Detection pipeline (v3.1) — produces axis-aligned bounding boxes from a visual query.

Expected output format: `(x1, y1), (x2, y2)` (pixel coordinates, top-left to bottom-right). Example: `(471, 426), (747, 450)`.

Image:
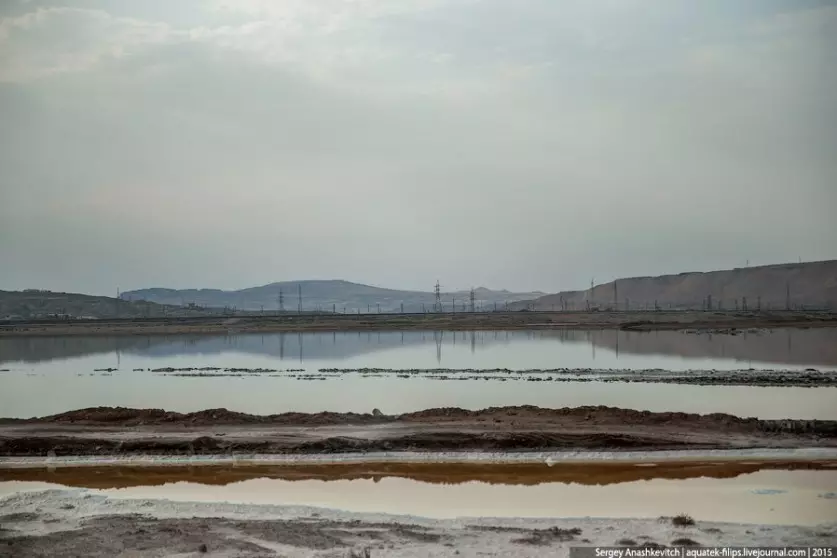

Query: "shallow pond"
(2, 466), (835, 526)
(1, 329), (835, 419)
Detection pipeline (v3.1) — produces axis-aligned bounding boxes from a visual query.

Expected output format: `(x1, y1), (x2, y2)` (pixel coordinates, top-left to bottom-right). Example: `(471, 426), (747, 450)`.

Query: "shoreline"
(3, 448), (837, 469)
(2, 310), (836, 336)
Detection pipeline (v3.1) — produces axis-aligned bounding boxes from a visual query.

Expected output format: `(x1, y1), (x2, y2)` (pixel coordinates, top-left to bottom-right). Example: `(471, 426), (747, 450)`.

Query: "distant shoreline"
(1, 310), (836, 336)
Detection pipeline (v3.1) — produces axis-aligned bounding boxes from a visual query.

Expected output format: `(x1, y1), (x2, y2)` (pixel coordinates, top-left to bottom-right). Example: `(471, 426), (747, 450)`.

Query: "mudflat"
(1, 405), (835, 457)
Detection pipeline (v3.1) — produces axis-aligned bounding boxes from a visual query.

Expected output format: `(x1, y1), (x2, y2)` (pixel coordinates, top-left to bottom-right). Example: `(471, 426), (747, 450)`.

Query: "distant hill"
(509, 260), (837, 311)
(0, 290), (213, 321)
(122, 280), (545, 313)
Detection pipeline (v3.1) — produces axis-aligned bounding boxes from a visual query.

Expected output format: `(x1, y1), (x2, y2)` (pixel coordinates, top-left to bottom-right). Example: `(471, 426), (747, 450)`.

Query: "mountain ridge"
(122, 280), (545, 313)
(509, 260), (837, 311)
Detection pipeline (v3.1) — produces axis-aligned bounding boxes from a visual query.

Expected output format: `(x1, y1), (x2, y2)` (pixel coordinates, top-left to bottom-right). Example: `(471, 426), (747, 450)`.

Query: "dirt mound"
(41, 407), (179, 425)
(31, 407), (391, 427)
(398, 405), (760, 428)
(14, 406), (835, 439)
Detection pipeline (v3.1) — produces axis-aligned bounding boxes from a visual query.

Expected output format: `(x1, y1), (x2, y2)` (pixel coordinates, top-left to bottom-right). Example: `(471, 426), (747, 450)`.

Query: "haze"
(1, 0), (835, 295)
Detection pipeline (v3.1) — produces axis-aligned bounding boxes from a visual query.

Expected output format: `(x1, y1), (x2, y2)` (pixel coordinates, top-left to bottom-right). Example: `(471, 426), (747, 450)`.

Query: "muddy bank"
(1, 490), (834, 557)
(1, 405), (836, 457)
(2, 310), (835, 337)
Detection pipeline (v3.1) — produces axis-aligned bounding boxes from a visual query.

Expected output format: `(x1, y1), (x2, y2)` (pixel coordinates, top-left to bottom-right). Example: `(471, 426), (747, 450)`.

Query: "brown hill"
(510, 260), (837, 312)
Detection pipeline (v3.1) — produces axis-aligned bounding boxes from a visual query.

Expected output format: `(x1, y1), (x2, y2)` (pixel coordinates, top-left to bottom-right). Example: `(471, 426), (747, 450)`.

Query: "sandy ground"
(1, 489), (835, 557)
(2, 310), (836, 337)
(1, 406), (835, 458)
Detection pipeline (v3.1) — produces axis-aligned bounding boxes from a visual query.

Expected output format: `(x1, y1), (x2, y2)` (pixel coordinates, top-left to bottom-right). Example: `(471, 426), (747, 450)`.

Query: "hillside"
(122, 280), (544, 313)
(510, 260), (837, 311)
(0, 290), (214, 321)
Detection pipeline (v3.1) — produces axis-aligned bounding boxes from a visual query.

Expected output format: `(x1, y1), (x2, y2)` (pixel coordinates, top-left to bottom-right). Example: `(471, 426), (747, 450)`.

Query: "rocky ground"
(1, 405), (835, 458)
(1, 490), (835, 558)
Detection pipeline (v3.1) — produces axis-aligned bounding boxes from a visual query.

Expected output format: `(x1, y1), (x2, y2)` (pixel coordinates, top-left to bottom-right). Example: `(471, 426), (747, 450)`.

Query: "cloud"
(0, 7), (176, 81)
(0, 1), (835, 293)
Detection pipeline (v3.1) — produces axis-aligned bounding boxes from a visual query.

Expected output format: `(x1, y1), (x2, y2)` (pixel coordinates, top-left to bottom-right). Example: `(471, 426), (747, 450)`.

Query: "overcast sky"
(1, 0), (835, 295)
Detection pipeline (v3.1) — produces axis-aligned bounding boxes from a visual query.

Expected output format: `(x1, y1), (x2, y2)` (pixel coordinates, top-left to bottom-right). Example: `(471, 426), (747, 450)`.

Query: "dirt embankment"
(1, 310), (836, 337)
(1, 405), (835, 457)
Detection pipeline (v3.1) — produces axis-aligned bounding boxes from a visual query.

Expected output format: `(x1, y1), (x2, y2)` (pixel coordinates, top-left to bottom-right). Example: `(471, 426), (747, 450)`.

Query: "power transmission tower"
(278, 289), (284, 312)
(786, 282), (791, 310)
(298, 284), (302, 314)
(434, 280), (443, 313)
(587, 277), (594, 311)
(469, 287), (475, 313)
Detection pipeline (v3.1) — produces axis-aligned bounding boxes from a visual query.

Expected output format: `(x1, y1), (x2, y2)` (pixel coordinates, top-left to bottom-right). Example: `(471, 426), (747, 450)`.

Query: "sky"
(0, 0), (835, 295)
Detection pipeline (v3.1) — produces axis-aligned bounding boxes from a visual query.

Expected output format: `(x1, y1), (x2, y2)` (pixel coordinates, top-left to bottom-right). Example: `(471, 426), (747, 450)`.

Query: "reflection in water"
(3, 461), (835, 489)
(2, 328), (837, 367)
(2, 468), (835, 525)
(2, 329), (836, 419)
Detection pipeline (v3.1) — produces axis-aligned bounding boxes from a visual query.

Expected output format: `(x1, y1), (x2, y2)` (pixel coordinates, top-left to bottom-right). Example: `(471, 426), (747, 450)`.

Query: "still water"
(1, 329), (835, 419)
(2, 468), (835, 525)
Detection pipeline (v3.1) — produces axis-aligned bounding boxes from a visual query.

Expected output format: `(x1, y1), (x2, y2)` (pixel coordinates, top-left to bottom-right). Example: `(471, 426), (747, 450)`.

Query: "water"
(1, 329), (835, 419)
(3, 329), (836, 368)
(2, 467), (835, 525)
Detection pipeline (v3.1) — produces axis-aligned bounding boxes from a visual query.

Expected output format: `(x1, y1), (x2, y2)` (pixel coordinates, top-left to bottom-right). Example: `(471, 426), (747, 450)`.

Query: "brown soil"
(1, 405), (834, 457)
